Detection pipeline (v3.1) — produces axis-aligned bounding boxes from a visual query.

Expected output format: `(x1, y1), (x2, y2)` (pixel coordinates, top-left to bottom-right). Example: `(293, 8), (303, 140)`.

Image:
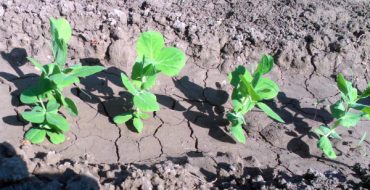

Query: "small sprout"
(20, 18), (104, 144)
(314, 74), (370, 159)
(114, 31), (186, 132)
(227, 55), (284, 143)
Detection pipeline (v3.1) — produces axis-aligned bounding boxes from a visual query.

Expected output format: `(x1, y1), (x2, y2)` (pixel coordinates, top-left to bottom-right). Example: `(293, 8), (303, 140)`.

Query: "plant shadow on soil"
(0, 142), (99, 189)
(169, 76), (237, 144)
(0, 48), (39, 126)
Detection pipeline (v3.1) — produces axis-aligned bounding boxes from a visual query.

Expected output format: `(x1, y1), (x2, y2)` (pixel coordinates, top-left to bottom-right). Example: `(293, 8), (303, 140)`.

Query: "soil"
(0, 0), (370, 189)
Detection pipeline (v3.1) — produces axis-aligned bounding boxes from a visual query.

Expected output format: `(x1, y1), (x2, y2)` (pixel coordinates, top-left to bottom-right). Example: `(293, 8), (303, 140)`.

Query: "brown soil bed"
(0, 0), (370, 189)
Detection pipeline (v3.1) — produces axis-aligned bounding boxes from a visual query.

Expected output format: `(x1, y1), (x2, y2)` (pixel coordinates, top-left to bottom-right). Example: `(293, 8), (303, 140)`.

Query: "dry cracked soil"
(0, 0), (370, 189)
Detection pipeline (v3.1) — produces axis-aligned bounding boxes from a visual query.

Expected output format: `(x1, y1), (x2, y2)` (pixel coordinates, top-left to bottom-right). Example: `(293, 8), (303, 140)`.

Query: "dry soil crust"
(0, 0), (370, 189)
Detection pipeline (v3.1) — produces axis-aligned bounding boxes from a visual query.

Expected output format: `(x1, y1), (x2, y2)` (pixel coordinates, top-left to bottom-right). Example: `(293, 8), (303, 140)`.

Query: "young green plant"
(20, 18), (104, 144)
(314, 74), (370, 159)
(113, 31), (186, 132)
(227, 55), (284, 143)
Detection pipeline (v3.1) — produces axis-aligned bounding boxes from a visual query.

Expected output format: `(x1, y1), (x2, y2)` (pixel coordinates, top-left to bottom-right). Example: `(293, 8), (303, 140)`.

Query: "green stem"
(38, 97), (46, 110)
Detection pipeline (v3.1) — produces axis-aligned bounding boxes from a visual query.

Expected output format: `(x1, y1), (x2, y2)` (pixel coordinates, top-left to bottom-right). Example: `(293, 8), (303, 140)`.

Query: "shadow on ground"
(0, 142), (99, 190)
(172, 76), (235, 143)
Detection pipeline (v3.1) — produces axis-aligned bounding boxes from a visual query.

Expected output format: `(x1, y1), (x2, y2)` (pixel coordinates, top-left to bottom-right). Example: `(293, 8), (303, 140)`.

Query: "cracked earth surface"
(1, 0), (370, 189)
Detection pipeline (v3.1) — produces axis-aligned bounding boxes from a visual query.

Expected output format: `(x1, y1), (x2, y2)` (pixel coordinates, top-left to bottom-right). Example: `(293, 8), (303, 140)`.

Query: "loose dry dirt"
(0, 0), (370, 189)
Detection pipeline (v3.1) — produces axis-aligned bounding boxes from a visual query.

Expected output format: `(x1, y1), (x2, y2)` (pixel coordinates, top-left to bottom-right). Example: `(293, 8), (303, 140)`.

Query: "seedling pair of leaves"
(20, 18), (104, 144)
(314, 74), (370, 159)
(227, 55), (285, 143)
(113, 31), (186, 132)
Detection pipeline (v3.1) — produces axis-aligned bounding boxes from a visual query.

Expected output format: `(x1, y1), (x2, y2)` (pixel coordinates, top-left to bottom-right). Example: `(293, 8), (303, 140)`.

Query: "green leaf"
(317, 136), (337, 159)
(255, 54), (274, 75)
(46, 113), (69, 132)
(64, 97), (78, 117)
(20, 86), (41, 104)
(230, 124), (246, 144)
(113, 112), (133, 124)
(154, 47), (186, 76)
(228, 65), (252, 87)
(21, 106), (45, 123)
(133, 91), (160, 112)
(47, 131), (65, 144)
(50, 73), (80, 88)
(330, 100), (345, 119)
(121, 73), (138, 95)
(336, 112), (362, 128)
(133, 117), (144, 133)
(70, 65), (105, 78)
(136, 31), (164, 60)
(27, 57), (45, 72)
(336, 74), (350, 96)
(257, 102), (284, 123)
(46, 98), (60, 113)
(50, 18), (72, 43)
(239, 74), (261, 101)
(254, 77), (279, 100)
(25, 128), (46, 144)
(141, 75), (157, 90)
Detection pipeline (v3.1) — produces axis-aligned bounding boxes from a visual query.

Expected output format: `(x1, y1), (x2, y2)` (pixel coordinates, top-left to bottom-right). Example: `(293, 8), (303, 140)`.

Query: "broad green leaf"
(121, 73), (138, 95)
(336, 74), (350, 96)
(257, 102), (284, 123)
(50, 18), (71, 68)
(50, 18), (72, 43)
(314, 125), (341, 139)
(54, 90), (67, 106)
(27, 57), (45, 72)
(46, 101), (60, 113)
(154, 47), (186, 76)
(317, 136), (337, 159)
(70, 65), (105, 78)
(330, 100), (345, 119)
(21, 106), (45, 123)
(348, 87), (358, 104)
(133, 117), (144, 133)
(25, 128), (46, 144)
(228, 65), (252, 87)
(230, 124), (246, 144)
(251, 71), (261, 87)
(64, 97), (78, 117)
(133, 91), (160, 112)
(239, 75), (261, 101)
(20, 86), (41, 104)
(255, 54), (274, 75)
(136, 31), (164, 60)
(239, 100), (256, 115)
(113, 112), (133, 124)
(46, 113), (69, 132)
(50, 73), (79, 88)
(141, 75), (157, 90)
(47, 131), (65, 144)
(336, 112), (362, 128)
(254, 77), (279, 100)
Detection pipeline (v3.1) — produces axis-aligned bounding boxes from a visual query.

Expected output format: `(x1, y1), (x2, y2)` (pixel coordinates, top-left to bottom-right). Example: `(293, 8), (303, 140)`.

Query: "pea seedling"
(227, 55), (284, 143)
(113, 31), (186, 132)
(20, 18), (104, 144)
(314, 74), (370, 159)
